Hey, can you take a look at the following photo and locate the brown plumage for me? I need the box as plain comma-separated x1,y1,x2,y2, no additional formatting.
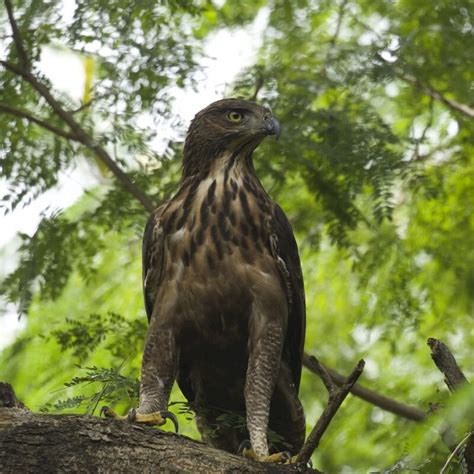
139,98,305,459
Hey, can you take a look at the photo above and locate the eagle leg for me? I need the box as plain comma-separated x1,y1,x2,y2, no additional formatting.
102,327,180,431
245,319,285,460
136,326,179,425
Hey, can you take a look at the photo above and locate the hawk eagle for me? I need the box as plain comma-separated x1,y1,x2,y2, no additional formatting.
106,99,306,462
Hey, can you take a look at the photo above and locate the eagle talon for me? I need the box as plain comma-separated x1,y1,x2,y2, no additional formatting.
237,439,252,455
285,456,310,466
100,406,177,432
241,446,291,463
100,406,128,420
127,408,137,422
162,410,179,433
127,409,179,432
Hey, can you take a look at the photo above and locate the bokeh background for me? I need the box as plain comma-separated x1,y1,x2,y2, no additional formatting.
1,1,473,472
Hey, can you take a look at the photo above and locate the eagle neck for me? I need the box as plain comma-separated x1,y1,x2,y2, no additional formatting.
182,143,221,180
181,148,258,184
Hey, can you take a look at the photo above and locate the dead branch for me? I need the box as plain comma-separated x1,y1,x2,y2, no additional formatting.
427,338,468,393
295,357,365,465
427,338,474,473
303,353,426,422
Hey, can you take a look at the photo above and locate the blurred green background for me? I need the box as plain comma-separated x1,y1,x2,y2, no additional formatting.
1,0,473,472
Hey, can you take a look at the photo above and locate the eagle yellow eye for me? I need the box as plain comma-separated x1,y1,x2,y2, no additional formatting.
227,111,242,123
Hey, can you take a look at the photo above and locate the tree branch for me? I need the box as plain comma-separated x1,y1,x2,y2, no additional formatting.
1,60,156,213
70,90,119,114
329,0,348,48
373,53,474,120
250,75,264,102
398,72,474,120
4,0,30,70
427,338,468,393
0,383,313,473
308,355,337,394
349,18,474,120
0,102,80,141
4,1,155,211
0,383,25,409
303,353,426,422
295,357,365,464
427,338,474,473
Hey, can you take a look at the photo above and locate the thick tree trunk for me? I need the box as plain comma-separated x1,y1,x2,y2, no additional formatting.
0,384,313,473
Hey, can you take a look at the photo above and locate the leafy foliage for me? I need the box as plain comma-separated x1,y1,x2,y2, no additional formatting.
50,312,146,361
40,365,139,415
1,0,473,471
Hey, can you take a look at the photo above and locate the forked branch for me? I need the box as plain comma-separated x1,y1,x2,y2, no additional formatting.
303,353,426,422
295,356,365,465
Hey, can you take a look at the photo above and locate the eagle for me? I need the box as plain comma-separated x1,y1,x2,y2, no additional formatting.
104,98,306,462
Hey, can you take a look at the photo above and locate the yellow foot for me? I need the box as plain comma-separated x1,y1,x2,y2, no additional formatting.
100,406,127,420
100,406,179,432
241,446,291,463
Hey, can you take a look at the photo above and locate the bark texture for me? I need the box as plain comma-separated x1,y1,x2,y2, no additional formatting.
0,403,313,473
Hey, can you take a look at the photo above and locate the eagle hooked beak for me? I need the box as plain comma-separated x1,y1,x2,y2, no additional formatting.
263,115,281,140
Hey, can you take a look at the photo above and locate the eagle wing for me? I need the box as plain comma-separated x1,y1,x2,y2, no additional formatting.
271,204,306,392
142,206,166,322
142,205,196,403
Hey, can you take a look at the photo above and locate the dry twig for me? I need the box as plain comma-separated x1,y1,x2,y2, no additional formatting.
296,356,365,465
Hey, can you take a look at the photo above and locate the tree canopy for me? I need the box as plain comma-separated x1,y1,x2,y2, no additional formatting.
1,0,473,471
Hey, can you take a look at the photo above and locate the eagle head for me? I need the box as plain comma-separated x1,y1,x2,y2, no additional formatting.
183,98,280,177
